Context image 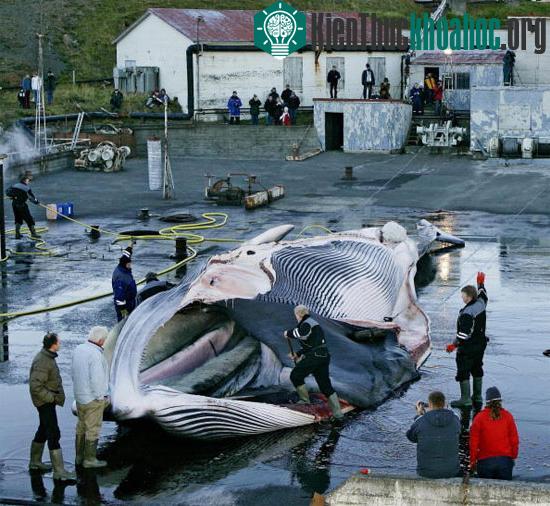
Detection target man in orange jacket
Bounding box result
[469,386,519,480]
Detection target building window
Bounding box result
[283,57,303,92]
[443,72,470,90]
[326,57,345,89]
[368,57,386,85]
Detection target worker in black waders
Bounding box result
[446,272,488,408]
[284,305,343,420]
[112,246,137,321]
[5,173,41,239]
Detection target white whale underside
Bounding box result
[108,220,462,439]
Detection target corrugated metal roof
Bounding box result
[115,8,405,48]
[411,50,507,65]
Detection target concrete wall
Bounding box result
[5,151,74,184]
[313,99,412,153]
[132,124,321,159]
[470,86,550,152]
[116,14,191,108]
[326,474,550,505]
[409,63,502,111]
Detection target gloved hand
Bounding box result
[446,343,457,353]
[120,309,129,319]
[477,272,486,285]
[54,393,65,406]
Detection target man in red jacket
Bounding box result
[469,386,519,480]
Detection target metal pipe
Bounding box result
[0,154,8,362]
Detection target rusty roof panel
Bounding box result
[411,50,507,65]
[147,8,406,48]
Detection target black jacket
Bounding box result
[249,98,261,115]
[136,279,175,305]
[7,182,38,207]
[406,408,461,479]
[288,95,300,110]
[361,69,375,86]
[285,315,328,357]
[281,88,292,103]
[327,69,341,84]
[456,284,488,354]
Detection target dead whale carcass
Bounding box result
[108,220,463,439]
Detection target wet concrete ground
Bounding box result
[1,150,550,504]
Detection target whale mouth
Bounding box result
[138,304,266,398]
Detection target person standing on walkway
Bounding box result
[264,95,275,125]
[410,83,423,115]
[281,84,292,106]
[470,387,519,480]
[110,89,124,111]
[29,332,76,482]
[227,91,242,125]
[284,305,343,420]
[45,70,56,106]
[446,272,488,408]
[72,326,110,469]
[6,173,41,239]
[31,72,41,103]
[249,94,261,125]
[433,80,443,116]
[424,73,436,104]
[21,74,32,108]
[406,391,461,479]
[112,246,137,321]
[287,92,300,125]
[327,65,341,98]
[361,63,375,99]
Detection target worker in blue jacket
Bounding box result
[227,91,242,125]
[112,247,137,321]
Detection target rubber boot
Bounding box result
[28,442,52,472]
[295,385,310,404]
[15,224,22,240]
[29,226,41,239]
[49,449,76,482]
[327,393,344,420]
[82,440,107,469]
[472,377,483,404]
[451,380,473,408]
[75,434,85,467]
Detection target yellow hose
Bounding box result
[0,206,243,321]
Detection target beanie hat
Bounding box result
[119,246,133,266]
[485,386,502,402]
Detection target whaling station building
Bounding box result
[113,8,408,117]
[114,9,550,155]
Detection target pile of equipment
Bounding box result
[75,141,131,172]
[204,173,285,210]
[416,121,466,148]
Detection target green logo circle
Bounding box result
[254,2,306,59]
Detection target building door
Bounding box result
[283,57,303,92]
[368,57,386,85]
[424,66,439,82]
[325,112,344,150]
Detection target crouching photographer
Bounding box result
[406,391,461,479]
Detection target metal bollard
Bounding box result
[175,238,188,278]
[341,166,356,181]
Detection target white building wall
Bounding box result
[197,50,404,110]
[116,15,191,109]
